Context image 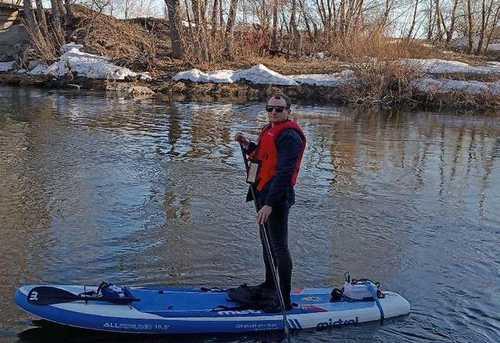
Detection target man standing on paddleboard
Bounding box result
[234,93,306,312]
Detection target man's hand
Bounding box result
[235,132,249,148]
[257,205,272,225]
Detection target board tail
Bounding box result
[27,284,138,305]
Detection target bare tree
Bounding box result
[23,0,43,41]
[407,0,420,39]
[50,0,66,44]
[34,0,50,38]
[484,3,500,52]
[426,0,434,40]
[380,0,394,29]
[475,0,497,54]
[270,0,278,51]
[446,0,459,44]
[465,0,474,53]
[290,0,301,54]
[223,0,238,59]
[210,0,218,38]
[64,0,75,25]
[164,0,184,58]
[434,0,444,41]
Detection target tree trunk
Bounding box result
[219,0,224,40]
[199,0,210,61]
[290,0,301,55]
[380,0,392,29]
[353,0,363,33]
[190,0,209,60]
[427,0,434,40]
[466,0,474,53]
[223,0,238,59]
[475,0,487,54]
[434,0,444,42]
[183,0,196,51]
[164,0,184,59]
[299,0,314,43]
[476,0,496,54]
[191,0,200,26]
[446,0,459,44]
[484,4,500,54]
[34,0,49,38]
[270,0,278,52]
[56,0,66,17]
[407,0,420,39]
[338,0,345,37]
[64,0,74,26]
[23,0,43,42]
[210,0,218,38]
[50,0,66,45]
[24,0,55,61]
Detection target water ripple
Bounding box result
[0,86,499,343]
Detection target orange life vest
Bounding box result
[250,120,306,192]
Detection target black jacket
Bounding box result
[245,128,305,208]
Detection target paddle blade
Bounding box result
[27,286,81,305]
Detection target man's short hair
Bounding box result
[268,93,292,109]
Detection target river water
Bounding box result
[0,86,499,343]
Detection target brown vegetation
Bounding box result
[70,5,167,71]
[10,1,500,110]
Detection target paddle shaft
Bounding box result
[239,144,290,336]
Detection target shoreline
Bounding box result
[1,71,498,113]
[1,44,497,112]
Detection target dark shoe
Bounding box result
[261,295,293,313]
[227,283,272,303]
[247,283,274,299]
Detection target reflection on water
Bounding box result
[0,86,499,343]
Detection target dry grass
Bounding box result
[320,31,422,106]
[22,17,65,63]
[347,61,422,107]
[58,6,496,77]
[415,89,499,111]
[70,5,170,74]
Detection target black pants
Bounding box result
[258,204,293,305]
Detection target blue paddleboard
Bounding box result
[16,284,410,334]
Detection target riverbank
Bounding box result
[1,57,498,111]
[1,35,499,111]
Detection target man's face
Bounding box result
[266,97,290,123]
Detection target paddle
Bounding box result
[239,144,291,337]
[27,286,138,305]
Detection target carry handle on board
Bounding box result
[27,285,139,305]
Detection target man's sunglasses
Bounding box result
[266,106,287,113]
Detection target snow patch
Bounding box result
[174,62,500,97]
[174,65,355,87]
[233,64,298,86]
[0,61,15,72]
[174,64,298,85]
[28,63,49,75]
[290,70,355,87]
[402,58,500,75]
[411,78,500,96]
[173,69,234,83]
[488,43,500,52]
[27,43,148,80]
[173,68,210,83]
